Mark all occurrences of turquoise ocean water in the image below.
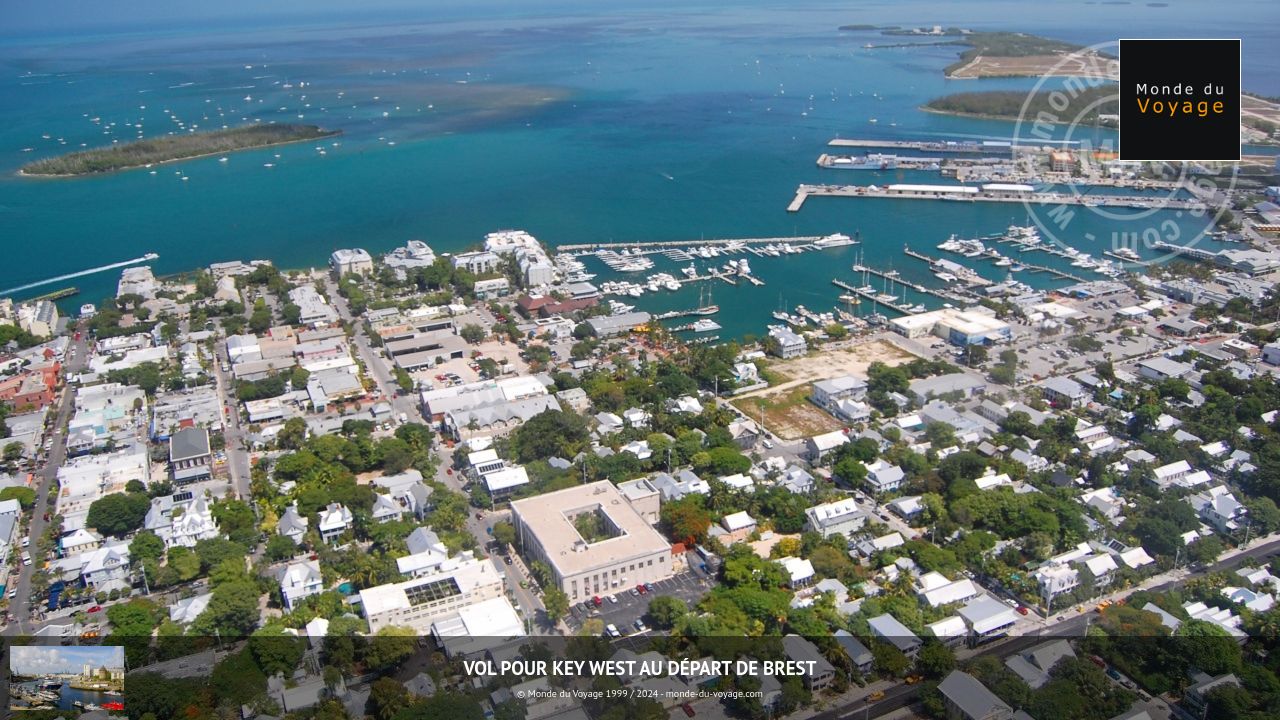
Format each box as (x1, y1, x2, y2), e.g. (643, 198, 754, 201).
(1, 0, 1277, 339)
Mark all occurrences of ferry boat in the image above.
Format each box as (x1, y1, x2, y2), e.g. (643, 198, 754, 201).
(1112, 247, 1141, 261)
(813, 232, 858, 248)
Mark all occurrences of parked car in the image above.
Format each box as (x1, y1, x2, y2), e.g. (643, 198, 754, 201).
(605, 623, 621, 638)
(681, 704, 695, 718)
(592, 596, 603, 607)
(607, 595, 618, 604)
(88, 605, 102, 613)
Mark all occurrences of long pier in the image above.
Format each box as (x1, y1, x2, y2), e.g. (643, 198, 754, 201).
(786, 184, 1208, 213)
(827, 138, 1078, 152)
(817, 153, 943, 169)
(557, 236, 824, 254)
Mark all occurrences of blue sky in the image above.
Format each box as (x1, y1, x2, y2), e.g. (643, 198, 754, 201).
(9, 646, 124, 676)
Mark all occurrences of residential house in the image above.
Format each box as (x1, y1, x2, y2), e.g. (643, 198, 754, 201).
(834, 630, 875, 675)
(1188, 486, 1247, 534)
(144, 492, 220, 549)
(1004, 640, 1076, 689)
(864, 460, 905, 494)
(278, 560, 325, 610)
(768, 326, 806, 359)
(1039, 377, 1088, 407)
(782, 635, 835, 692)
(277, 503, 309, 545)
(867, 613, 922, 658)
(806, 430, 849, 463)
(937, 671, 1012, 720)
(317, 503, 353, 544)
(804, 498, 866, 539)
(958, 596, 1019, 642)
(812, 376, 868, 412)
(371, 493, 404, 524)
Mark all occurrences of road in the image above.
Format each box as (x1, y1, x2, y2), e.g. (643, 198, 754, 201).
(210, 344, 252, 499)
(4, 327, 90, 636)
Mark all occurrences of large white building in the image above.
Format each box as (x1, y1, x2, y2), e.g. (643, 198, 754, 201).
(329, 248, 374, 277)
(359, 554, 505, 633)
(890, 308, 1010, 346)
(510, 481, 674, 603)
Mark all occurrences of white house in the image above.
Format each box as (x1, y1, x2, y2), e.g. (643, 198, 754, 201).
(278, 560, 325, 610)
(864, 459, 905, 494)
(804, 498, 867, 539)
(277, 503, 309, 545)
(317, 503, 353, 544)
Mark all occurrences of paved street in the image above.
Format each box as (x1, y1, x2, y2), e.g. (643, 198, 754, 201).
(4, 326, 89, 637)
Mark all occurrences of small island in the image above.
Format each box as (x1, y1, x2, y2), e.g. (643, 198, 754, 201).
(19, 123, 341, 177)
(942, 31, 1115, 79)
(923, 85, 1119, 125)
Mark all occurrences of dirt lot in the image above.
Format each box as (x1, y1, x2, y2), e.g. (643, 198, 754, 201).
(731, 338, 916, 440)
(948, 52, 1117, 80)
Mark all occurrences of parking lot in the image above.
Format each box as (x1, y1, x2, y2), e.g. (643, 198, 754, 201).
(567, 567, 714, 636)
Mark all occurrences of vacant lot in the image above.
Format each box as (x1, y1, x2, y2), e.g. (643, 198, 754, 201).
(949, 52, 1117, 80)
(732, 339, 916, 440)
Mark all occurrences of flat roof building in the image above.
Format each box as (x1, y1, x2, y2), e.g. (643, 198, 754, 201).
(359, 555, 504, 634)
(510, 481, 673, 602)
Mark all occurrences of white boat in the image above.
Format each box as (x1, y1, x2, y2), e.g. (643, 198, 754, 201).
(737, 259, 752, 276)
(665, 280, 681, 291)
(813, 233, 858, 248)
(690, 319, 722, 332)
(994, 257, 1012, 267)
(934, 272, 958, 283)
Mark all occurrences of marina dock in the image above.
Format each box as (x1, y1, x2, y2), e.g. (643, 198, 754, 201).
(852, 263, 970, 303)
(903, 245, 1085, 284)
(827, 138, 1077, 153)
(786, 184, 1209, 213)
(830, 279, 913, 315)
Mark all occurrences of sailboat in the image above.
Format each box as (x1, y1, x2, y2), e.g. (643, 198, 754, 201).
(693, 285, 719, 315)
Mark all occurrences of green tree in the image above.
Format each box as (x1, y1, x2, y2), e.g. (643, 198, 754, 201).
(0, 486, 36, 509)
(492, 521, 517, 547)
(543, 587, 570, 623)
(363, 625, 417, 672)
(265, 534, 298, 562)
(86, 492, 150, 536)
(917, 642, 955, 679)
(129, 531, 166, 562)
(369, 677, 410, 720)
(249, 624, 306, 676)
(647, 596, 688, 629)
(460, 324, 487, 344)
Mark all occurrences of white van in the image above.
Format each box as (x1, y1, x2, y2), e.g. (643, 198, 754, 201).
(605, 623, 621, 638)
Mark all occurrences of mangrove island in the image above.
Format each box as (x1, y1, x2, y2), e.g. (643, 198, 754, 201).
(19, 123, 341, 177)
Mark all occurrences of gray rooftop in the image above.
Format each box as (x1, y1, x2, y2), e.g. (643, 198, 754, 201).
(169, 426, 211, 463)
(938, 671, 1012, 720)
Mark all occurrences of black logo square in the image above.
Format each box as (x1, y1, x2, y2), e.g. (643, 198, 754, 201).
(1119, 39, 1240, 161)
